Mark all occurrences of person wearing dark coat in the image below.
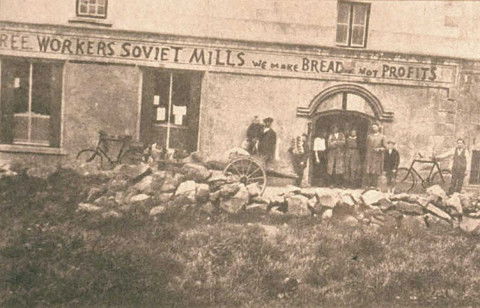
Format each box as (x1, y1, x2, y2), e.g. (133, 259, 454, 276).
(246, 116, 264, 154)
(258, 117, 277, 164)
(383, 140, 400, 193)
(289, 134, 309, 186)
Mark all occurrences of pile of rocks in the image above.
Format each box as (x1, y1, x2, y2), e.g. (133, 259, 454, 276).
(74, 158, 480, 235)
(76, 161, 265, 219)
(262, 184, 480, 234)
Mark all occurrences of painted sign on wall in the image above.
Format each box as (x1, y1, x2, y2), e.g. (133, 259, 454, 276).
(0, 28, 457, 87)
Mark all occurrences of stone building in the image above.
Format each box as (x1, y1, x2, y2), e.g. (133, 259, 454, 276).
(1, 0, 480, 185)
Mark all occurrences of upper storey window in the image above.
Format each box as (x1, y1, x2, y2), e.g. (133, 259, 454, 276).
(76, 0, 108, 19)
(336, 1, 370, 48)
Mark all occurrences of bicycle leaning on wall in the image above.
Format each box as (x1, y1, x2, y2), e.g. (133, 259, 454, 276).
(395, 152, 451, 193)
(76, 130, 147, 170)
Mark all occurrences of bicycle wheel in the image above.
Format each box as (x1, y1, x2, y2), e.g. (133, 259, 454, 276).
(395, 167, 415, 193)
(120, 148, 145, 165)
(223, 157, 267, 195)
(76, 149, 110, 170)
(430, 169, 452, 192)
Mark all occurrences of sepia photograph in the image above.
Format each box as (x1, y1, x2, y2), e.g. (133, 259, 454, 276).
(0, 0, 480, 307)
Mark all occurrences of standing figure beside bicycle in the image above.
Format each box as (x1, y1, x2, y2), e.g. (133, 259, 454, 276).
(436, 138, 471, 195)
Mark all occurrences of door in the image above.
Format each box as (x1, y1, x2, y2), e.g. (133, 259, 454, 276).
(310, 111, 371, 186)
(140, 68, 202, 154)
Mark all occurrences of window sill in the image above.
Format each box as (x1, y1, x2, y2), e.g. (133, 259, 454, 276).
(68, 17, 112, 27)
(0, 144, 67, 156)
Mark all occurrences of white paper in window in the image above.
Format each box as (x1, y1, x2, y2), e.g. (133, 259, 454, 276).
(156, 107, 166, 121)
(173, 105, 187, 125)
(153, 95, 160, 106)
(14, 78, 20, 88)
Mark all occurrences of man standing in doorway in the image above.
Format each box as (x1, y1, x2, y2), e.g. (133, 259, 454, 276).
(258, 117, 277, 164)
(327, 125, 345, 187)
(246, 116, 264, 154)
(313, 130, 327, 186)
(365, 123, 385, 188)
(437, 138, 471, 195)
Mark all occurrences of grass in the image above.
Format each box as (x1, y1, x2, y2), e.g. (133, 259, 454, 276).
(1, 168, 480, 307)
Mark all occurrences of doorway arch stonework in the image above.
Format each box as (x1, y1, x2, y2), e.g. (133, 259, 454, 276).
(297, 84, 394, 122)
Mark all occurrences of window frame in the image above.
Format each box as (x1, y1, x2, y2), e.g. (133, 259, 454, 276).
(0, 57, 63, 148)
(76, 0, 108, 19)
(336, 1, 371, 48)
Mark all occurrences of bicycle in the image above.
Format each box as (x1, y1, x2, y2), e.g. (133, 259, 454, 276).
(76, 130, 147, 170)
(395, 152, 452, 193)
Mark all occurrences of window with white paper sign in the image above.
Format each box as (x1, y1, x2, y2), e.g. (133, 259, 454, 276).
(141, 69, 202, 153)
(336, 1, 370, 48)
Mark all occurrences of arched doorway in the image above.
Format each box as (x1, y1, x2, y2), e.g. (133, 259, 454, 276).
(297, 84, 394, 187)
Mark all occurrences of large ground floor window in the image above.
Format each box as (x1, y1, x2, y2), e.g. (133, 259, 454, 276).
(0, 57, 63, 147)
(140, 68, 202, 154)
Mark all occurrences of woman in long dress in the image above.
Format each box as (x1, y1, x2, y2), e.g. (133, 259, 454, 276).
(345, 129, 361, 187)
(365, 123, 386, 188)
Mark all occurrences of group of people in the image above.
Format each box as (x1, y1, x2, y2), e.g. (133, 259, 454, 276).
(242, 117, 471, 195)
(293, 122, 400, 190)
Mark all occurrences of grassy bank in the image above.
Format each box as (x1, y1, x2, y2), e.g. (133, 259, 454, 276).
(1, 168, 479, 307)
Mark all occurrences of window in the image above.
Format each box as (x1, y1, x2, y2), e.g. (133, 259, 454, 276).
(76, 0, 108, 19)
(0, 58, 63, 147)
(151, 72, 190, 126)
(141, 69, 202, 153)
(336, 1, 370, 48)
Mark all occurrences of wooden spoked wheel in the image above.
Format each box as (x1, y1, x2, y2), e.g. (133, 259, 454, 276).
(223, 157, 267, 195)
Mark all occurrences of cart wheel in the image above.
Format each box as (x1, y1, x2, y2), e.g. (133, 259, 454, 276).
(76, 149, 111, 170)
(395, 167, 415, 193)
(430, 169, 452, 192)
(223, 158, 267, 195)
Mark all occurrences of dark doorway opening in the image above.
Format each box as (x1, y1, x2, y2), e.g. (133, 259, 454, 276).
(310, 111, 372, 186)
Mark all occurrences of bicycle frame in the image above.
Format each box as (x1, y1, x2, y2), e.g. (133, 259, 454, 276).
(93, 135, 130, 165)
(405, 159, 444, 184)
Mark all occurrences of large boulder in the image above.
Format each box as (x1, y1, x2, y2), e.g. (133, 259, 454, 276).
(377, 198, 394, 211)
(390, 193, 411, 202)
(445, 193, 463, 215)
(246, 183, 262, 198)
(160, 173, 179, 192)
(175, 180, 197, 204)
(175, 180, 196, 196)
(154, 192, 173, 203)
(130, 193, 152, 206)
(180, 163, 212, 182)
(195, 183, 210, 203)
(315, 188, 341, 208)
(426, 185, 447, 201)
(423, 203, 452, 221)
(395, 201, 424, 215)
(220, 184, 249, 214)
(220, 183, 241, 198)
(459, 216, 480, 234)
(134, 175, 154, 194)
(459, 194, 475, 212)
(361, 190, 385, 206)
(285, 194, 311, 216)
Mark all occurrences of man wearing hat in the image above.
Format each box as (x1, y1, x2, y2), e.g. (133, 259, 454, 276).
(246, 115, 264, 154)
(383, 139, 400, 193)
(258, 117, 277, 164)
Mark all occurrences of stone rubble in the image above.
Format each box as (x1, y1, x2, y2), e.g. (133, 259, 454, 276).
(67, 158, 480, 235)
